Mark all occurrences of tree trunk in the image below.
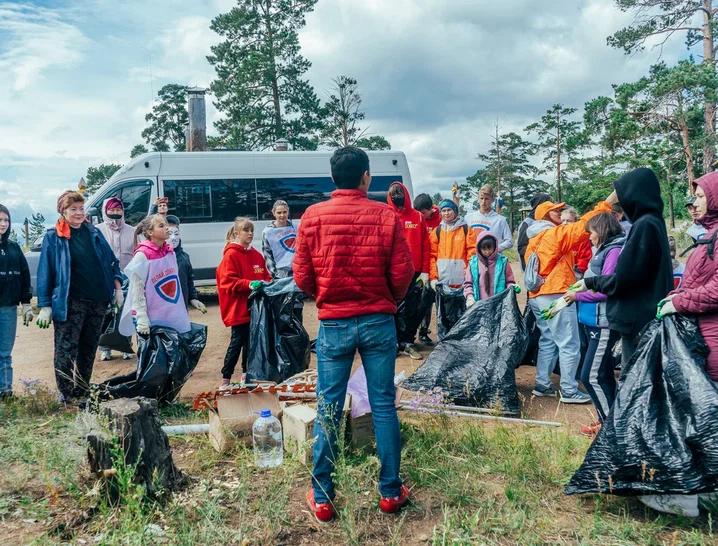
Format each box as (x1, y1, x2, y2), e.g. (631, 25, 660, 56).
(703, 0, 716, 173)
(86, 397, 184, 499)
(667, 162, 676, 228)
(265, 0, 282, 142)
(556, 110, 562, 202)
(679, 118, 696, 187)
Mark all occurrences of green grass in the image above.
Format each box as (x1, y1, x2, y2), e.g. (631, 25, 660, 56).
(0, 395, 716, 545)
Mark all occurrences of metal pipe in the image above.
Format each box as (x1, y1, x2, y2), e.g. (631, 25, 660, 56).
(162, 423, 210, 435)
(400, 405, 561, 428)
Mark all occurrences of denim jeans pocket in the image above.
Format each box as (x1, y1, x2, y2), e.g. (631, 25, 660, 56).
(318, 320, 351, 357)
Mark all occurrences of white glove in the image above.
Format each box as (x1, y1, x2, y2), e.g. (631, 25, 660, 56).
(22, 304, 33, 326)
(466, 295, 476, 307)
(135, 311, 151, 335)
(190, 299, 207, 314)
(657, 298, 677, 320)
(114, 289, 125, 309)
(37, 307, 52, 329)
(540, 297, 570, 320)
(569, 279, 587, 293)
(418, 273, 430, 286)
(430, 280, 439, 291)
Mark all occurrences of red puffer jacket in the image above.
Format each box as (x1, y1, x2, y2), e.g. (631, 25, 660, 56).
(293, 189, 415, 320)
(672, 172, 718, 381)
(387, 181, 430, 274)
(216, 243, 271, 326)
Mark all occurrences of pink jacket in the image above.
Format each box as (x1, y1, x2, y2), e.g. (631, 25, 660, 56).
(463, 232, 516, 300)
(672, 172, 718, 381)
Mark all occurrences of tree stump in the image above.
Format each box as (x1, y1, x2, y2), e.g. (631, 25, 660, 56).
(86, 397, 183, 498)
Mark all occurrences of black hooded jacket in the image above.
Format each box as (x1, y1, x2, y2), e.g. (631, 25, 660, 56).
(175, 243, 198, 307)
(0, 212, 31, 307)
(584, 168, 673, 336)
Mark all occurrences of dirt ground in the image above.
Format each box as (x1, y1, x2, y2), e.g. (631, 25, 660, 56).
(11, 285, 596, 432)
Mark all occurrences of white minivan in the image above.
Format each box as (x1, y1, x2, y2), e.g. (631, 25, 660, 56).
(78, 150, 413, 286)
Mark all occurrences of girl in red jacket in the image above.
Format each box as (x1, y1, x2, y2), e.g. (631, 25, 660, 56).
(216, 217, 271, 387)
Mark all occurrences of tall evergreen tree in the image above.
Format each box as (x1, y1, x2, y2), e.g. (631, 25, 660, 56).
(208, 0, 323, 150)
(28, 212, 46, 245)
(608, 0, 718, 172)
(525, 104, 585, 202)
(85, 164, 122, 197)
(141, 84, 188, 152)
(463, 131, 545, 229)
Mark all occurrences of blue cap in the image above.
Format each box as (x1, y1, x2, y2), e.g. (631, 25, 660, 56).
(260, 409, 272, 418)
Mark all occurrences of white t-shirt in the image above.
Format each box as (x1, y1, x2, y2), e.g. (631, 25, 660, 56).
(464, 210, 513, 252)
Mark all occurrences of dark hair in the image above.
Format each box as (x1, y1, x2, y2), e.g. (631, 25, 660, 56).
(330, 146, 370, 189)
(530, 192, 552, 210)
(166, 214, 180, 226)
(585, 212, 623, 246)
(479, 237, 496, 251)
(413, 193, 433, 211)
(0, 204, 10, 244)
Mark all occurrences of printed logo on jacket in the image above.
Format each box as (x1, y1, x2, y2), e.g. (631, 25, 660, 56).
(279, 233, 296, 252)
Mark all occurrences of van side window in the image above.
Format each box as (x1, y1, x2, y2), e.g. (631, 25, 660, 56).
(256, 177, 334, 220)
(163, 179, 256, 223)
(365, 175, 398, 204)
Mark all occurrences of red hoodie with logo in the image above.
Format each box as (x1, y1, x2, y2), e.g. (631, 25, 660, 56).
(387, 182, 430, 274)
(216, 243, 271, 326)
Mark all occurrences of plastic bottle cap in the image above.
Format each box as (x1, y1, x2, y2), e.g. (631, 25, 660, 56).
(260, 409, 272, 418)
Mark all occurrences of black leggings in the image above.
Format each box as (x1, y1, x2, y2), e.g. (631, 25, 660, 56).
(579, 326, 620, 422)
(221, 324, 250, 380)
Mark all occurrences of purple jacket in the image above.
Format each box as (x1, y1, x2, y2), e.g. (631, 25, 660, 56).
(672, 172, 718, 381)
(576, 247, 621, 303)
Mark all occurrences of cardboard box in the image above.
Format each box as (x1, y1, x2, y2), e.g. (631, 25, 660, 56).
(349, 412, 375, 452)
(208, 392, 282, 453)
(282, 404, 317, 464)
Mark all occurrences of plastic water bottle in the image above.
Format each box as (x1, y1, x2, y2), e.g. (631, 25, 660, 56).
(252, 409, 283, 468)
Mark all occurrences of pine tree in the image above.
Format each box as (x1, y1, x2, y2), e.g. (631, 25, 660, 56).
(525, 104, 586, 202)
(208, 0, 323, 150)
(85, 164, 122, 197)
(28, 213, 46, 245)
(141, 84, 188, 152)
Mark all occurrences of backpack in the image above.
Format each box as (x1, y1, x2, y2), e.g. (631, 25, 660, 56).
(435, 224, 468, 244)
(524, 251, 545, 292)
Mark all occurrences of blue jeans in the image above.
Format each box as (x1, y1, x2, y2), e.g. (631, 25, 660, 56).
(528, 295, 581, 395)
(312, 313, 402, 503)
(0, 306, 18, 394)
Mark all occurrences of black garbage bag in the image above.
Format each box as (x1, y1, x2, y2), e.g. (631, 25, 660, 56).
(397, 281, 430, 343)
(98, 307, 134, 354)
(436, 285, 467, 340)
(566, 315, 718, 496)
(402, 289, 526, 414)
(246, 277, 310, 383)
(521, 304, 539, 367)
(97, 323, 207, 403)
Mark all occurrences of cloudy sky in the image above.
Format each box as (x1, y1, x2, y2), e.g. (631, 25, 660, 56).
(0, 0, 690, 224)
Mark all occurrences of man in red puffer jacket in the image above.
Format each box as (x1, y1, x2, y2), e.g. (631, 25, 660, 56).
(294, 146, 414, 523)
(387, 181, 429, 359)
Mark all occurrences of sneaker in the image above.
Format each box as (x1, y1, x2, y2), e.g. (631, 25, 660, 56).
(639, 494, 699, 518)
(219, 378, 231, 390)
(418, 333, 434, 346)
(402, 344, 423, 360)
(379, 484, 411, 514)
(560, 390, 591, 404)
(306, 488, 335, 523)
(121, 352, 134, 360)
(531, 384, 557, 397)
(580, 421, 602, 437)
(99, 349, 112, 361)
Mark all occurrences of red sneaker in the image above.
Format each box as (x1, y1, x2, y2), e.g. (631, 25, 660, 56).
(306, 488, 335, 523)
(580, 421, 602, 437)
(379, 484, 411, 514)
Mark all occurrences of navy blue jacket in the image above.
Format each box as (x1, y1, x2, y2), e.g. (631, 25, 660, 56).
(37, 223, 121, 322)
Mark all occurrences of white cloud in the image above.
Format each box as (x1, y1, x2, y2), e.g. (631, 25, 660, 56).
(0, 0, 697, 214)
